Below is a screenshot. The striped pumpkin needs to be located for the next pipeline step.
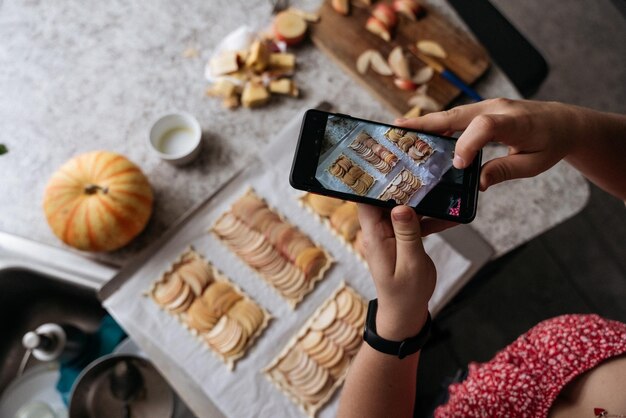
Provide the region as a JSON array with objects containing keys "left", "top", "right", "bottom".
[{"left": 43, "top": 151, "right": 154, "bottom": 252}]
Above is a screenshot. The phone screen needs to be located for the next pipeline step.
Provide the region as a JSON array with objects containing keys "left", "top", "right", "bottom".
[{"left": 290, "top": 110, "right": 480, "bottom": 223}]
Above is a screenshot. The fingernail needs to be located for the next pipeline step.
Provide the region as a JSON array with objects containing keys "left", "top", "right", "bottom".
[
  {"left": 395, "top": 118, "right": 407, "bottom": 124},
  {"left": 392, "top": 207, "right": 413, "bottom": 222},
  {"left": 453, "top": 155, "right": 465, "bottom": 168}
]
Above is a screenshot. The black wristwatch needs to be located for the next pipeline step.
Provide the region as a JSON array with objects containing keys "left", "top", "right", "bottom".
[{"left": 363, "top": 299, "right": 432, "bottom": 359}]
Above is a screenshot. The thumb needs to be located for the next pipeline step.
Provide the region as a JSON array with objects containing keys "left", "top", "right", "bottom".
[
  {"left": 480, "top": 153, "right": 541, "bottom": 190},
  {"left": 390, "top": 206, "right": 426, "bottom": 269}
]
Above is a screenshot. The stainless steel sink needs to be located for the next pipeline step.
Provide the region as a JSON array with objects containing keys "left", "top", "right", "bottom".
[
  {"left": 0, "top": 232, "right": 115, "bottom": 396},
  {"left": 0, "top": 232, "right": 198, "bottom": 418}
]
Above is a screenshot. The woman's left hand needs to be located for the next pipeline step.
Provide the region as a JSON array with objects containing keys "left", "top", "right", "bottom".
[{"left": 357, "top": 204, "right": 436, "bottom": 340}]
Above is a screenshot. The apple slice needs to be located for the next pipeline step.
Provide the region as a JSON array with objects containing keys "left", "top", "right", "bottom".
[
  {"left": 356, "top": 50, "right": 374, "bottom": 74},
  {"left": 408, "top": 93, "right": 441, "bottom": 112},
  {"left": 372, "top": 3, "right": 397, "bottom": 28},
  {"left": 388, "top": 46, "right": 411, "bottom": 80},
  {"left": 274, "top": 11, "right": 308, "bottom": 46},
  {"left": 287, "top": 7, "right": 320, "bottom": 22},
  {"left": 394, "top": 78, "right": 418, "bottom": 91},
  {"left": 365, "top": 17, "right": 391, "bottom": 42},
  {"left": 412, "top": 66, "right": 434, "bottom": 84},
  {"left": 393, "top": 0, "right": 415, "bottom": 20},
  {"left": 393, "top": 0, "right": 425, "bottom": 20},
  {"left": 369, "top": 51, "right": 393, "bottom": 75},
  {"left": 417, "top": 40, "right": 447, "bottom": 59},
  {"left": 209, "top": 51, "right": 240, "bottom": 76},
  {"left": 403, "top": 106, "right": 422, "bottom": 118},
  {"left": 332, "top": 0, "right": 350, "bottom": 15}
]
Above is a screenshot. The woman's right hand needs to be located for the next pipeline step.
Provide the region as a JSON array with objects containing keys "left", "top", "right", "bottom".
[{"left": 396, "top": 99, "right": 583, "bottom": 191}]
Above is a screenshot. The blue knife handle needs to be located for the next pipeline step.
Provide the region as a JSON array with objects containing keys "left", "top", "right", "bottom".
[{"left": 441, "top": 69, "right": 484, "bottom": 102}]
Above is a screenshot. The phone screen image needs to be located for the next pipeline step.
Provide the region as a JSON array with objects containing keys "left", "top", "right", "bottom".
[{"left": 315, "top": 114, "right": 459, "bottom": 209}]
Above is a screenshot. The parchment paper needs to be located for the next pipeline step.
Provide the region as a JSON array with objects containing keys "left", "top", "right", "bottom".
[{"left": 103, "top": 110, "right": 471, "bottom": 418}]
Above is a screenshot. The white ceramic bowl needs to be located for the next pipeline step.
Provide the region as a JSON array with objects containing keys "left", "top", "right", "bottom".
[{"left": 148, "top": 113, "right": 202, "bottom": 165}]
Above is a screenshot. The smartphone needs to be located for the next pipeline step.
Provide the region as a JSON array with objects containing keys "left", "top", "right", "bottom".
[{"left": 289, "top": 109, "right": 481, "bottom": 223}]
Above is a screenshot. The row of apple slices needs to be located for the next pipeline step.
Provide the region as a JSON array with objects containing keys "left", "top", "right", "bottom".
[
  {"left": 212, "top": 190, "right": 333, "bottom": 307},
  {"left": 150, "top": 250, "right": 269, "bottom": 366},
  {"left": 265, "top": 284, "right": 367, "bottom": 414},
  {"left": 301, "top": 194, "right": 367, "bottom": 260}
]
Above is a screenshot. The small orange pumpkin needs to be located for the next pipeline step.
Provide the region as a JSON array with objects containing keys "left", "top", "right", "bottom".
[{"left": 43, "top": 151, "right": 154, "bottom": 252}]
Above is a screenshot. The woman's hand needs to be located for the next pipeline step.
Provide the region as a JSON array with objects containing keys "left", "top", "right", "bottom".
[
  {"left": 357, "top": 204, "right": 436, "bottom": 340},
  {"left": 396, "top": 98, "right": 581, "bottom": 191}
]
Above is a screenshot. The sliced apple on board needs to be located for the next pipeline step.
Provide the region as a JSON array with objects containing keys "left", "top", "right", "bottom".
[
  {"left": 412, "top": 66, "right": 434, "bottom": 84},
  {"left": 356, "top": 50, "right": 374, "bottom": 74},
  {"left": 394, "top": 78, "right": 418, "bottom": 91},
  {"left": 332, "top": 0, "right": 350, "bottom": 15},
  {"left": 365, "top": 17, "right": 391, "bottom": 42},
  {"left": 372, "top": 3, "right": 397, "bottom": 28},
  {"left": 356, "top": 49, "right": 394, "bottom": 76},
  {"left": 387, "top": 46, "right": 411, "bottom": 80},
  {"left": 274, "top": 11, "right": 308, "bottom": 46},
  {"left": 416, "top": 40, "right": 447, "bottom": 59},
  {"left": 393, "top": 0, "right": 425, "bottom": 20}
]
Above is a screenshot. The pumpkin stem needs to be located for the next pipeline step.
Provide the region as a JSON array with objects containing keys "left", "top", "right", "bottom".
[{"left": 84, "top": 184, "right": 109, "bottom": 195}]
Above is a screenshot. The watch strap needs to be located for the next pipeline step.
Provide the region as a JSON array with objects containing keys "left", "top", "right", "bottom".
[{"left": 363, "top": 299, "right": 431, "bottom": 359}]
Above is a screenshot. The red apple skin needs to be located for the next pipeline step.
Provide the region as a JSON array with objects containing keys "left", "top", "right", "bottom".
[
  {"left": 274, "top": 31, "right": 306, "bottom": 46},
  {"left": 393, "top": 0, "right": 416, "bottom": 20},
  {"left": 394, "top": 78, "right": 418, "bottom": 91},
  {"left": 365, "top": 17, "right": 391, "bottom": 42},
  {"left": 372, "top": 3, "right": 397, "bottom": 28}
]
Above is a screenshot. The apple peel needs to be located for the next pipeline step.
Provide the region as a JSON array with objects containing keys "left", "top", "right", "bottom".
[
  {"left": 394, "top": 78, "right": 418, "bottom": 91},
  {"left": 365, "top": 17, "right": 391, "bottom": 42},
  {"left": 372, "top": 3, "right": 397, "bottom": 28}
]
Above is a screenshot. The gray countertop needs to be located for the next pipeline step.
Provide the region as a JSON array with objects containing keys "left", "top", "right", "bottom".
[{"left": 0, "top": 0, "right": 588, "bottom": 266}]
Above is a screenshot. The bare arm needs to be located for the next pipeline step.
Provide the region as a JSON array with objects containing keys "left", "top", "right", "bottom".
[
  {"left": 338, "top": 205, "right": 435, "bottom": 418},
  {"left": 397, "top": 99, "right": 626, "bottom": 200}
]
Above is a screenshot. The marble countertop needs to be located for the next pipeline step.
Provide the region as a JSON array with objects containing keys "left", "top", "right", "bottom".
[{"left": 0, "top": 0, "right": 588, "bottom": 266}]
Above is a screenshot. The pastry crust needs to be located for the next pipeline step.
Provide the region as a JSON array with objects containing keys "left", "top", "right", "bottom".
[
  {"left": 385, "top": 128, "right": 434, "bottom": 164},
  {"left": 147, "top": 247, "right": 271, "bottom": 370},
  {"left": 211, "top": 188, "right": 334, "bottom": 309},
  {"left": 298, "top": 193, "right": 368, "bottom": 266},
  {"left": 378, "top": 169, "right": 423, "bottom": 205},
  {"left": 327, "top": 154, "right": 375, "bottom": 195},
  {"left": 263, "top": 282, "right": 367, "bottom": 417},
  {"left": 349, "top": 131, "right": 398, "bottom": 174}
]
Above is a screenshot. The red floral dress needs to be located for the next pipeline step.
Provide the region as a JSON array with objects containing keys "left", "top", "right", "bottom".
[{"left": 435, "top": 314, "right": 626, "bottom": 418}]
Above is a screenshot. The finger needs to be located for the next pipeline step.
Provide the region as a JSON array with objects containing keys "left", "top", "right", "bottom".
[
  {"left": 356, "top": 204, "right": 396, "bottom": 279},
  {"left": 390, "top": 206, "right": 426, "bottom": 274},
  {"left": 453, "top": 113, "right": 522, "bottom": 169},
  {"left": 420, "top": 218, "right": 460, "bottom": 236},
  {"left": 479, "top": 153, "right": 545, "bottom": 190},
  {"left": 394, "top": 101, "right": 500, "bottom": 134}
]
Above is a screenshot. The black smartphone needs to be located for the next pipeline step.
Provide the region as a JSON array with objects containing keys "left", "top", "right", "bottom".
[{"left": 289, "top": 109, "right": 481, "bottom": 223}]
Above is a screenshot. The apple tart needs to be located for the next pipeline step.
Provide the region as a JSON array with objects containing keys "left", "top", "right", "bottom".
[
  {"left": 385, "top": 128, "right": 434, "bottom": 163},
  {"left": 264, "top": 283, "right": 367, "bottom": 417},
  {"left": 328, "top": 154, "right": 375, "bottom": 195},
  {"left": 299, "top": 193, "right": 366, "bottom": 261},
  {"left": 378, "top": 169, "right": 423, "bottom": 204},
  {"left": 148, "top": 248, "right": 271, "bottom": 370},
  {"left": 212, "top": 189, "right": 334, "bottom": 309},
  {"left": 349, "top": 131, "right": 398, "bottom": 174}
]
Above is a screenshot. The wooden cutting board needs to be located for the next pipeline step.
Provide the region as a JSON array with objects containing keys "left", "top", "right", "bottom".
[{"left": 310, "top": 1, "right": 490, "bottom": 115}]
